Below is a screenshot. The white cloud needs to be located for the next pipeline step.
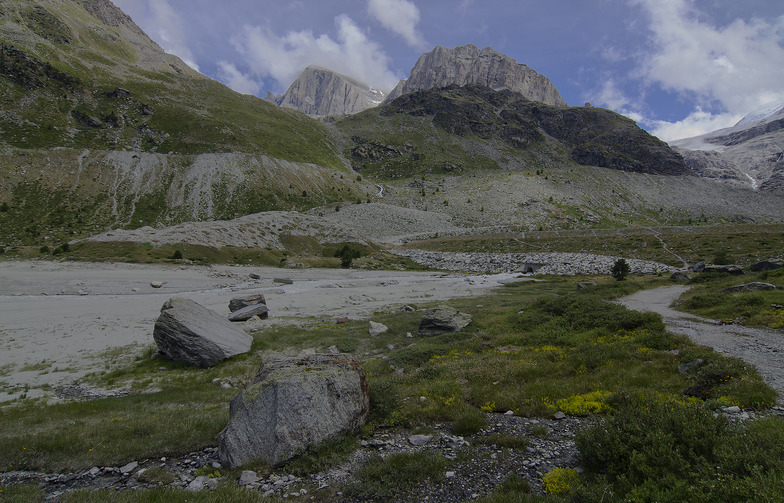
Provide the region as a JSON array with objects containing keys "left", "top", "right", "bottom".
[
  {"left": 229, "top": 15, "right": 401, "bottom": 93},
  {"left": 216, "top": 61, "right": 260, "bottom": 95},
  {"left": 112, "top": 0, "right": 200, "bottom": 71},
  {"left": 367, "top": 0, "right": 426, "bottom": 49},
  {"left": 646, "top": 109, "right": 743, "bottom": 142},
  {"left": 634, "top": 0, "right": 784, "bottom": 137}
]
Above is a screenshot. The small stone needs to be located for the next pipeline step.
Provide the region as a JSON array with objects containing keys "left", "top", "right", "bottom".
[
  {"left": 150, "top": 281, "right": 165, "bottom": 288},
  {"left": 419, "top": 396, "right": 427, "bottom": 402},
  {"left": 212, "top": 462, "right": 222, "bottom": 469},
  {"left": 553, "top": 411, "right": 566, "bottom": 420},
  {"left": 239, "top": 470, "right": 260, "bottom": 486},
  {"left": 369, "top": 321, "right": 389, "bottom": 337},
  {"left": 249, "top": 273, "right": 261, "bottom": 280},
  {"left": 327, "top": 345, "right": 340, "bottom": 354},
  {"left": 120, "top": 461, "right": 138, "bottom": 474},
  {"left": 406, "top": 332, "right": 413, "bottom": 338},
  {"left": 504, "top": 410, "right": 514, "bottom": 415},
  {"left": 723, "top": 406, "right": 742, "bottom": 414},
  {"left": 445, "top": 471, "right": 456, "bottom": 478},
  {"left": 186, "top": 476, "right": 208, "bottom": 492}
]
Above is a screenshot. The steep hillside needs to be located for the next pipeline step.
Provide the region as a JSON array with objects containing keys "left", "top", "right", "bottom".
[
  {"left": 338, "top": 84, "right": 688, "bottom": 178},
  {"left": 384, "top": 45, "right": 567, "bottom": 107},
  {"left": 0, "top": 0, "right": 367, "bottom": 246},
  {"left": 0, "top": 0, "right": 342, "bottom": 161},
  {"left": 274, "top": 66, "right": 385, "bottom": 117}
]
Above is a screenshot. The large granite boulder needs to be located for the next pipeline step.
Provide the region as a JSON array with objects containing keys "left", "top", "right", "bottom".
[
  {"left": 217, "top": 354, "right": 369, "bottom": 467},
  {"left": 153, "top": 298, "right": 252, "bottom": 368},
  {"left": 418, "top": 306, "right": 473, "bottom": 336}
]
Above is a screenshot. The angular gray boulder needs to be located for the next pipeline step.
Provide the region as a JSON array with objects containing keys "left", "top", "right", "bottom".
[
  {"left": 228, "top": 304, "right": 269, "bottom": 322},
  {"left": 153, "top": 298, "right": 252, "bottom": 368},
  {"left": 229, "top": 294, "right": 266, "bottom": 313},
  {"left": 217, "top": 354, "right": 370, "bottom": 467},
  {"left": 418, "top": 306, "right": 473, "bottom": 336}
]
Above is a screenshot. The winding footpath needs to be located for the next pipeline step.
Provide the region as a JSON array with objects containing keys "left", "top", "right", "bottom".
[{"left": 618, "top": 286, "right": 784, "bottom": 403}]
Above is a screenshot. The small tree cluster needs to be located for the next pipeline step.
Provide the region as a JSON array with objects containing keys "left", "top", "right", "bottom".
[{"left": 335, "top": 245, "right": 361, "bottom": 268}]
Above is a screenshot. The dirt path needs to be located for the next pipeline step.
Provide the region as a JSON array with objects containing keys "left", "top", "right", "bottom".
[{"left": 618, "top": 286, "right": 784, "bottom": 403}]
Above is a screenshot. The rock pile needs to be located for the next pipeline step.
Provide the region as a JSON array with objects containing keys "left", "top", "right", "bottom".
[
  {"left": 395, "top": 250, "right": 675, "bottom": 275},
  {"left": 227, "top": 294, "right": 268, "bottom": 322}
]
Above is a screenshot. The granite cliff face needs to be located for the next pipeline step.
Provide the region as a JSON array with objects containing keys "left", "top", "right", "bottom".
[
  {"left": 384, "top": 44, "right": 567, "bottom": 107},
  {"left": 276, "top": 66, "right": 385, "bottom": 117},
  {"left": 671, "top": 104, "right": 784, "bottom": 193}
]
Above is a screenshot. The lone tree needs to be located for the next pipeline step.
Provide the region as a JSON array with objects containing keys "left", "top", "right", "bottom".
[
  {"left": 611, "top": 258, "right": 630, "bottom": 281},
  {"left": 335, "top": 244, "right": 361, "bottom": 268}
]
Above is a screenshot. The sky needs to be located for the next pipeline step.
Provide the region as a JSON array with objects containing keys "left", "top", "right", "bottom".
[{"left": 111, "top": 0, "right": 784, "bottom": 142}]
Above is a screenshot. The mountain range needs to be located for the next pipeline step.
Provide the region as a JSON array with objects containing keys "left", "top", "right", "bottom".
[
  {"left": 0, "top": 0, "right": 781, "bottom": 251},
  {"left": 670, "top": 104, "right": 784, "bottom": 194}
]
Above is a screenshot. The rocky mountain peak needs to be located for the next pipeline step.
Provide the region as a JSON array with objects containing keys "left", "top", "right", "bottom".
[
  {"left": 383, "top": 44, "right": 567, "bottom": 107},
  {"left": 670, "top": 103, "right": 784, "bottom": 193},
  {"left": 276, "top": 66, "right": 385, "bottom": 117}
]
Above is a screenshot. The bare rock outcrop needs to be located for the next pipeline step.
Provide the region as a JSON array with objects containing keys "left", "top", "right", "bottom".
[
  {"left": 384, "top": 44, "right": 566, "bottom": 107},
  {"left": 153, "top": 298, "right": 252, "bottom": 367},
  {"left": 217, "top": 354, "right": 369, "bottom": 467},
  {"left": 276, "top": 66, "right": 385, "bottom": 117}
]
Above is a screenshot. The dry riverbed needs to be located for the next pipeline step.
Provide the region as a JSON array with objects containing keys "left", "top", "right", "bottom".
[{"left": 0, "top": 260, "right": 531, "bottom": 403}]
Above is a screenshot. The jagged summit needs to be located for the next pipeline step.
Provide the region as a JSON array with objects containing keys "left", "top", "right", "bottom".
[
  {"left": 275, "top": 66, "right": 385, "bottom": 117},
  {"left": 383, "top": 44, "right": 567, "bottom": 107}
]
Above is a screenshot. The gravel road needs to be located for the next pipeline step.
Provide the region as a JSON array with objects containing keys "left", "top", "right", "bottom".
[{"left": 618, "top": 286, "right": 784, "bottom": 403}]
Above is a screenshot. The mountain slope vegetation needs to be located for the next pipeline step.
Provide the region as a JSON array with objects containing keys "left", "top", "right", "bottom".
[
  {"left": 0, "top": 0, "right": 368, "bottom": 246},
  {"left": 337, "top": 84, "right": 688, "bottom": 179}
]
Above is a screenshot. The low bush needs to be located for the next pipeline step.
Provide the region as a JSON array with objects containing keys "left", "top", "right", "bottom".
[
  {"left": 345, "top": 451, "right": 447, "bottom": 500},
  {"left": 575, "top": 393, "right": 784, "bottom": 502}
]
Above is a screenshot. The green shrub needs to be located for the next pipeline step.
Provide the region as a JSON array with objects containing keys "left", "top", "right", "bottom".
[
  {"left": 611, "top": 258, "right": 630, "bottom": 281},
  {"left": 514, "top": 295, "right": 664, "bottom": 336},
  {"left": 368, "top": 378, "right": 400, "bottom": 423},
  {"left": 334, "top": 244, "right": 360, "bottom": 268},
  {"left": 346, "top": 451, "right": 447, "bottom": 499},
  {"left": 575, "top": 393, "right": 784, "bottom": 501},
  {"left": 452, "top": 404, "right": 486, "bottom": 436},
  {"left": 542, "top": 467, "right": 580, "bottom": 495}
]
